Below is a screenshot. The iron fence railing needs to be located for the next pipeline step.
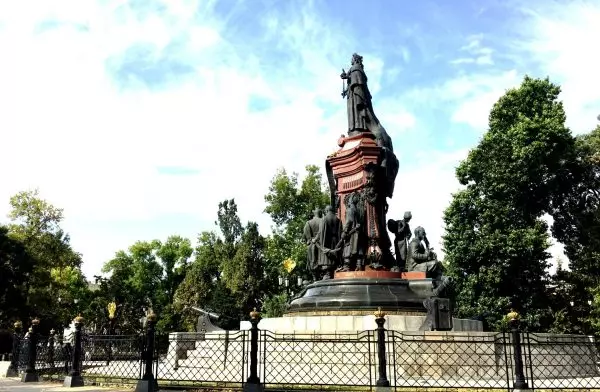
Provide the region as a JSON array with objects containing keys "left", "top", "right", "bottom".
[{"left": 8, "top": 325, "right": 600, "bottom": 390}]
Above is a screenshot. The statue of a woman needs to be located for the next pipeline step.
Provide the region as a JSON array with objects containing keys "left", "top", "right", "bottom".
[
  {"left": 341, "top": 53, "right": 373, "bottom": 135},
  {"left": 340, "top": 53, "right": 399, "bottom": 198}
]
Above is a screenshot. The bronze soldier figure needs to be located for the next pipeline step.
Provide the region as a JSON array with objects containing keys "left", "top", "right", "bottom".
[
  {"left": 315, "top": 205, "right": 343, "bottom": 279},
  {"left": 302, "top": 208, "right": 322, "bottom": 281},
  {"left": 388, "top": 211, "right": 413, "bottom": 272},
  {"left": 406, "top": 226, "right": 450, "bottom": 296}
]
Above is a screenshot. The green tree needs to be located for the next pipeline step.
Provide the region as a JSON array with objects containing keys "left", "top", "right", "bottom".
[
  {"left": 100, "top": 240, "right": 163, "bottom": 333},
  {"left": 443, "top": 76, "right": 576, "bottom": 331},
  {"left": 0, "top": 226, "right": 33, "bottom": 325},
  {"left": 264, "top": 165, "right": 330, "bottom": 283},
  {"left": 550, "top": 125, "right": 600, "bottom": 334},
  {"left": 174, "top": 200, "right": 270, "bottom": 330},
  {"left": 6, "top": 189, "right": 84, "bottom": 330}
]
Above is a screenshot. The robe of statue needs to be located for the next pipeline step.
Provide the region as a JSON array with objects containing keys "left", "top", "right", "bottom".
[
  {"left": 406, "top": 238, "right": 443, "bottom": 279},
  {"left": 302, "top": 216, "right": 321, "bottom": 273},
  {"left": 317, "top": 210, "right": 342, "bottom": 268},
  {"left": 342, "top": 197, "right": 365, "bottom": 260},
  {"left": 346, "top": 64, "right": 373, "bottom": 134},
  {"left": 393, "top": 220, "right": 411, "bottom": 269}
]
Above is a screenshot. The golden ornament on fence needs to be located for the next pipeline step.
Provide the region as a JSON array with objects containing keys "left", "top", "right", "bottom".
[
  {"left": 107, "top": 301, "right": 117, "bottom": 319},
  {"left": 283, "top": 258, "right": 296, "bottom": 273}
]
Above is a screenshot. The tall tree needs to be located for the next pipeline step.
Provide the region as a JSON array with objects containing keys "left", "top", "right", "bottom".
[
  {"left": 6, "top": 189, "right": 84, "bottom": 328},
  {"left": 443, "top": 76, "right": 576, "bottom": 330},
  {"left": 264, "top": 165, "right": 330, "bottom": 283},
  {"left": 550, "top": 125, "right": 600, "bottom": 334},
  {"left": 101, "top": 240, "right": 163, "bottom": 333},
  {"left": 0, "top": 226, "right": 33, "bottom": 325},
  {"left": 174, "top": 200, "right": 270, "bottom": 330},
  {"left": 154, "top": 236, "right": 193, "bottom": 331}
]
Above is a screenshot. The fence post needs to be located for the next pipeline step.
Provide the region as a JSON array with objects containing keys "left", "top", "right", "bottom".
[
  {"left": 21, "top": 318, "right": 40, "bottom": 382},
  {"left": 64, "top": 315, "right": 85, "bottom": 387},
  {"left": 508, "top": 311, "right": 529, "bottom": 390},
  {"left": 375, "top": 308, "right": 391, "bottom": 389},
  {"left": 244, "top": 308, "right": 263, "bottom": 392},
  {"left": 48, "top": 329, "right": 55, "bottom": 369},
  {"left": 135, "top": 311, "right": 159, "bottom": 392},
  {"left": 6, "top": 320, "right": 23, "bottom": 377}
]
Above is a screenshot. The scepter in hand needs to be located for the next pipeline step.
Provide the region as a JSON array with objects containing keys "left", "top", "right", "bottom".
[{"left": 341, "top": 68, "right": 348, "bottom": 97}]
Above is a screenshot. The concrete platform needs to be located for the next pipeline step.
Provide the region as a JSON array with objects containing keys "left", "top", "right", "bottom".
[{"left": 239, "top": 314, "right": 483, "bottom": 333}]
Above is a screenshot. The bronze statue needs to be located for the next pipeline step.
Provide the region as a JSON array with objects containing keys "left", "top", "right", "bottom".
[
  {"left": 340, "top": 193, "right": 366, "bottom": 271},
  {"left": 407, "top": 226, "right": 450, "bottom": 296},
  {"left": 340, "top": 53, "right": 399, "bottom": 199},
  {"left": 302, "top": 208, "right": 322, "bottom": 281},
  {"left": 387, "top": 211, "right": 413, "bottom": 271},
  {"left": 315, "top": 205, "right": 343, "bottom": 279},
  {"left": 341, "top": 53, "right": 373, "bottom": 135}
]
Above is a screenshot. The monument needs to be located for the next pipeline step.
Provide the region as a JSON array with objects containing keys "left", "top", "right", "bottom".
[{"left": 275, "top": 53, "right": 472, "bottom": 332}]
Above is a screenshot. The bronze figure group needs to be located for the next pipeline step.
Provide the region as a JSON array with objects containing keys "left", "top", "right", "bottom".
[
  {"left": 303, "top": 207, "right": 448, "bottom": 288},
  {"left": 301, "top": 53, "right": 451, "bottom": 297}
]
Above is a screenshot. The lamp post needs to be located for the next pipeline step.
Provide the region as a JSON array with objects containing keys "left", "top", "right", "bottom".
[
  {"left": 21, "top": 318, "right": 40, "bottom": 382},
  {"left": 508, "top": 311, "right": 529, "bottom": 390},
  {"left": 7, "top": 321, "right": 23, "bottom": 377},
  {"left": 63, "top": 315, "right": 84, "bottom": 387}
]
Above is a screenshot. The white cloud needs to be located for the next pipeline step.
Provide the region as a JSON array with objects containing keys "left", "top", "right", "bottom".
[
  {"left": 514, "top": 1, "right": 600, "bottom": 134},
  {"left": 387, "top": 150, "right": 468, "bottom": 260},
  {"left": 0, "top": 0, "right": 415, "bottom": 278},
  {"left": 449, "top": 34, "right": 494, "bottom": 66},
  {"left": 418, "top": 0, "right": 600, "bottom": 270},
  {"left": 2, "top": 0, "right": 594, "bottom": 281},
  {"left": 406, "top": 70, "right": 520, "bottom": 131}
]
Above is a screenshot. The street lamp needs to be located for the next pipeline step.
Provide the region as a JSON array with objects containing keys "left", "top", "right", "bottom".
[{"left": 278, "top": 275, "right": 290, "bottom": 296}]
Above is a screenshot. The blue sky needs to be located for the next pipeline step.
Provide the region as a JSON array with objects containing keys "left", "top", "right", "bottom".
[{"left": 0, "top": 0, "right": 598, "bottom": 278}]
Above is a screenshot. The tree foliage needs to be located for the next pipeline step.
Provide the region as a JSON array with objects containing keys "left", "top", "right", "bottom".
[
  {"left": 0, "top": 226, "right": 33, "bottom": 325},
  {"left": 98, "top": 237, "right": 193, "bottom": 333},
  {"left": 3, "top": 189, "right": 85, "bottom": 332},
  {"left": 443, "top": 76, "right": 576, "bottom": 330},
  {"left": 263, "top": 165, "right": 330, "bottom": 281},
  {"left": 174, "top": 199, "right": 269, "bottom": 330},
  {"left": 547, "top": 125, "right": 600, "bottom": 334}
]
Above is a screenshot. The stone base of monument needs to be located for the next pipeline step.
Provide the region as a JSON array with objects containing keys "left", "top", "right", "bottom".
[
  {"left": 287, "top": 271, "right": 435, "bottom": 315},
  {"left": 239, "top": 271, "right": 483, "bottom": 332},
  {"left": 281, "top": 270, "right": 478, "bottom": 331},
  {"left": 239, "top": 313, "right": 482, "bottom": 332}
]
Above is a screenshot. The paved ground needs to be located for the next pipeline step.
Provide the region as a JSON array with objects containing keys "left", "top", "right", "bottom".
[{"left": 0, "top": 378, "right": 133, "bottom": 392}]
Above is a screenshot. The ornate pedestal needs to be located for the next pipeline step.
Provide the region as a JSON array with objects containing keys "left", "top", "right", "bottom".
[
  {"left": 287, "top": 272, "right": 457, "bottom": 331},
  {"left": 288, "top": 271, "right": 431, "bottom": 315},
  {"left": 326, "top": 132, "right": 395, "bottom": 268}
]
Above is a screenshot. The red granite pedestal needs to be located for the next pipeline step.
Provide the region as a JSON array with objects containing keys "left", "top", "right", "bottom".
[{"left": 326, "top": 132, "right": 395, "bottom": 267}]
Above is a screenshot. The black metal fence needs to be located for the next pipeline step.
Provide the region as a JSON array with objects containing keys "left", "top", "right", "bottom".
[{"left": 6, "top": 316, "right": 600, "bottom": 391}]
